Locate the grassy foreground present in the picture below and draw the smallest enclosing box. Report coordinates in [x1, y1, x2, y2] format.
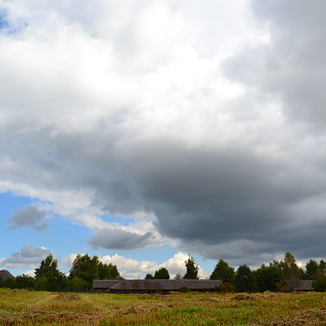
[0, 289, 326, 325]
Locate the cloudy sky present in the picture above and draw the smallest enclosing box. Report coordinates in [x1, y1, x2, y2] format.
[1, 0, 326, 278]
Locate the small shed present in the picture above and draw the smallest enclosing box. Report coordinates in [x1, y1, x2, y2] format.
[0, 270, 15, 281]
[277, 280, 314, 292]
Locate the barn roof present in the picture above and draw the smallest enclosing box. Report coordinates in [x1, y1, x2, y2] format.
[0, 270, 15, 281]
[277, 280, 313, 292]
[93, 279, 222, 291]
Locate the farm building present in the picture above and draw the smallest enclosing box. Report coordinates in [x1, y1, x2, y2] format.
[277, 280, 314, 292]
[0, 270, 15, 281]
[93, 279, 222, 294]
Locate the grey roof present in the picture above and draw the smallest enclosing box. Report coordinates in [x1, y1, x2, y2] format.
[93, 280, 123, 289]
[277, 280, 313, 292]
[0, 270, 15, 281]
[93, 279, 222, 291]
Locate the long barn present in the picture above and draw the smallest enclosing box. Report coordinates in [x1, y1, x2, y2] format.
[93, 279, 222, 294]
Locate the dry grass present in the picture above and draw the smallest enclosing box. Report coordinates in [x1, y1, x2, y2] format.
[0, 289, 325, 325]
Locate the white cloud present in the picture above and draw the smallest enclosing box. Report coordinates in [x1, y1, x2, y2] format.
[0, 245, 52, 268]
[99, 252, 208, 279]
[1, 0, 326, 267]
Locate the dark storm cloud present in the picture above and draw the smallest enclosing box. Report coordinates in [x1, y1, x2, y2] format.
[88, 228, 153, 250]
[2, 0, 326, 268]
[224, 0, 326, 129]
[7, 206, 48, 230]
[117, 139, 326, 263]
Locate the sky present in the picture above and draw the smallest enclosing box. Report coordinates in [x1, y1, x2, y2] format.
[1, 0, 326, 279]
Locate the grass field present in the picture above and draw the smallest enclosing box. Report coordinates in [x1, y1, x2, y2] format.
[0, 288, 326, 325]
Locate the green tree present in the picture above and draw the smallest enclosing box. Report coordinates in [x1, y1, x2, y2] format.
[35, 254, 67, 291]
[305, 259, 319, 280]
[16, 274, 35, 289]
[319, 260, 326, 273]
[283, 252, 301, 280]
[210, 259, 235, 284]
[98, 261, 120, 279]
[69, 254, 120, 289]
[145, 273, 154, 279]
[34, 276, 49, 291]
[35, 254, 59, 278]
[154, 267, 170, 279]
[69, 254, 99, 288]
[235, 265, 257, 293]
[68, 277, 89, 290]
[184, 257, 199, 279]
[312, 269, 326, 292]
[3, 277, 16, 289]
[254, 264, 283, 292]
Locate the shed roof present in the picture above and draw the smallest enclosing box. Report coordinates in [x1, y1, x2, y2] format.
[93, 280, 122, 289]
[0, 270, 15, 281]
[277, 280, 313, 292]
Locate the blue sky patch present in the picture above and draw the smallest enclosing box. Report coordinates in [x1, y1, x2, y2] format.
[0, 10, 9, 30]
[99, 214, 134, 226]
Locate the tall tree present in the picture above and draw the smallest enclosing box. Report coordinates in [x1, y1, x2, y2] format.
[312, 269, 326, 292]
[69, 254, 120, 289]
[305, 259, 319, 280]
[184, 257, 199, 279]
[254, 264, 282, 292]
[210, 259, 235, 284]
[98, 261, 120, 279]
[145, 274, 154, 279]
[283, 252, 301, 280]
[34, 254, 67, 291]
[154, 267, 170, 279]
[319, 260, 326, 273]
[174, 273, 183, 280]
[35, 254, 59, 278]
[69, 254, 99, 285]
[235, 265, 257, 293]
[16, 274, 35, 289]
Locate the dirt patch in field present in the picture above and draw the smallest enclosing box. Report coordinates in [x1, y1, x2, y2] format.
[54, 293, 81, 302]
[198, 297, 222, 303]
[0, 289, 27, 295]
[231, 293, 258, 301]
[113, 303, 171, 316]
[0, 310, 100, 325]
[262, 308, 326, 325]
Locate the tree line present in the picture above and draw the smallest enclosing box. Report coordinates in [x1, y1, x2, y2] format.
[0, 254, 121, 291]
[1, 252, 326, 292]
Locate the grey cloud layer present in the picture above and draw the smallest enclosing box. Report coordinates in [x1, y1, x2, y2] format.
[88, 228, 153, 250]
[0, 245, 51, 268]
[7, 206, 47, 230]
[1, 0, 326, 266]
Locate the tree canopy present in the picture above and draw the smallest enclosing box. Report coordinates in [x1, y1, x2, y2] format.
[184, 257, 199, 279]
[69, 254, 120, 289]
[210, 259, 235, 284]
[235, 265, 257, 293]
[154, 267, 170, 279]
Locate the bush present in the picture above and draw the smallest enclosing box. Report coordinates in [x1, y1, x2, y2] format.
[179, 286, 190, 292]
[215, 282, 235, 293]
[312, 269, 326, 292]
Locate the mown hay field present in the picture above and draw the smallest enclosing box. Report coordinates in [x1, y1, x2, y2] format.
[0, 288, 326, 325]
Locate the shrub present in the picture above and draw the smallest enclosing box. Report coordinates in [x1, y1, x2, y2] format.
[312, 269, 326, 292]
[179, 286, 190, 292]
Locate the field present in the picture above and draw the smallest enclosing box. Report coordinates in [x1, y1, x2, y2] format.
[0, 289, 326, 325]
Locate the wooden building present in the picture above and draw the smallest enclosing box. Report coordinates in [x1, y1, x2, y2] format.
[93, 279, 222, 294]
[0, 269, 15, 281]
[277, 280, 314, 292]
